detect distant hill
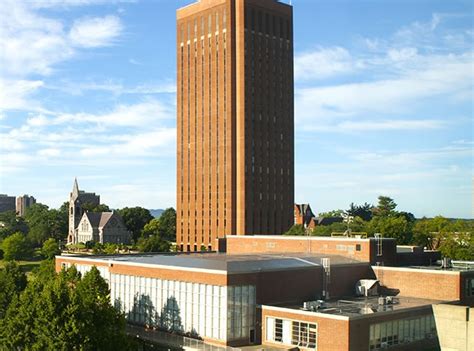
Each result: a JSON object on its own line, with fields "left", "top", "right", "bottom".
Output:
{"left": 149, "top": 209, "right": 164, "bottom": 218}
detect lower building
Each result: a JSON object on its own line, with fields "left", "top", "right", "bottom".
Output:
{"left": 75, "top": 211, "right": 131, "bottom": 244}
{"left": 55, "top": 236, "right": 474, "bottom": 350}
{"left": 0, "top": 194, "right": 16, "bottom": 213}
{"left": 16, "top": 194, "right": 36, "bottom": 217}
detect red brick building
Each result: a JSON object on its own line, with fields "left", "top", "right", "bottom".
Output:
{"left": 176, "top": 0, "right": 295, "bottom": 252}
{"left": 294, "top": 203, "right": 317, "bottom": 230}
{"left": 56, "top": 234, "right": 473, "bottom": 350}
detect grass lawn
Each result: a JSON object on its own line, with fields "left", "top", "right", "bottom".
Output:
{"left": 0, "top": 258, "right": 43, "bottom": 276}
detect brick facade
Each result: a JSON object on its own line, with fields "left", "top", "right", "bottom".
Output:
{"left": 225, "top": 235, "right": 398, "bottom": 265}
{"left": 176, "top": 0, "right": 294, "bottom": 252}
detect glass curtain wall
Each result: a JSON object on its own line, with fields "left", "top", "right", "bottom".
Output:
{"left": 369, "top": 314, "right": 437, "bottom": 350}
{"left": 110, "top": 273, "right": 256, "bottom": 342}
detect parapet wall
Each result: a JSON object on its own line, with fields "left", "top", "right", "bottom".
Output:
{"left": 224, "top": 235, "right": 397, "bottom": 265}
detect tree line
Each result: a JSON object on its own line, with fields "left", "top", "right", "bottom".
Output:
{"left": 0, "top": 203, "right": 177, "bottom": 261}
{"left": 287, "top": 196, "right": 473, "bottom": 261}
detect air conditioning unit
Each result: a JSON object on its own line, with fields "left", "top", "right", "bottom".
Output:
{"left": 381, "top": 342, "right": 388, "bottom": 348}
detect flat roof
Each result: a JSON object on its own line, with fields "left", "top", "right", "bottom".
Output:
{"left": 58, "top": 252, "right": 366, "bottom": 274}
{"left": 265, "top": 295, "right": 440, "bottom": 319}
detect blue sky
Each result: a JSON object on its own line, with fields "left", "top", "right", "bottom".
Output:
{"left": 0, "top": 0, "right": 472, "bottom": 218}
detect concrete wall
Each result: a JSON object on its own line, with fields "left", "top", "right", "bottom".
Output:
{"left": 433, "top": 304, "right": 474, "bottom": 351}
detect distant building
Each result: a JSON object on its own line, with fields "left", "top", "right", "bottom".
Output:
{"left": 315, "top": 216, "right": 344, "bottom": 226}
{"left": 76, "top": 211, "right": 131, "bottom": 244}
{"left": 16, "top": 195, "right": 36, "bottom": 217}
{"left": 294, "top": 203, "right": 317, "bottom": 229}
{"left": 68, "top": 178, "right": 100, "bottom": 244}
{"left": 0, "top": 194, "right": 16, "bottom": 213}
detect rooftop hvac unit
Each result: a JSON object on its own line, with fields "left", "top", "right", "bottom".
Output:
{"left": 355, "top": 279, "right": 380, "bottom": 297}
{"left": 302, "top": 300, "right": 325, "bottom": 311}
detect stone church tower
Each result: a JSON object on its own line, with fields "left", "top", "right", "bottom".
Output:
{"left": 68, "top": 178, "right": 100, "bottom": 244}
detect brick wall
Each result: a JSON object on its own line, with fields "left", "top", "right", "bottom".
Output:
{"left": 226, "top": 235, "right": 398, "bottom": 265}
{"left": 260, "top": 306, "right": 350, "bottom": 351}
{"left": 372, "top": 266, "right": 462, "bottom": 301}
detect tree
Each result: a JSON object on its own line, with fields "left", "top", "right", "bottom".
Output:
{"left": 24, "top": 203, "right": 51, "bottom": 245}
{"left": 367, "top": 216, "right": 412, "bottom": 244}
{"left": 117, "top": 207, "right": 154, "bottom": 242}
{"left": 158, "top": 208, "right": 176, "bottom": 241}
{"left": 346, "top": 202, "right": 373, "bottom": 221}
{"left": 141, "top": 218, "right": 161, "bottom": 238}
{"left": 141, "top": 208, "right": 176, "bottom": 242}
{"left": 42, "top": 238, "right": 61, "bottom": 259}
{"left": 1, "top": 232, "right": 33, "bottom": 261}
{"left": 0, "top": 265, "right": 130, "bottom": 350}
{"left": 373, "top": 196, "right": 397, "bottom": 217}
{"left": 137, "top": 235, "right": 171, "bottom": 253}
{"left": 75, "top": 267, "right": 129, "bottom": 349}
{"left": 439, "top": 230, "right": 473, "bottom": 261}
{"left": 82, "top": 202, "right": 111, "bottom": 212}
{"left": 23, "top": 203, "right": 68, "bottom": 246}
{"left": 312, "top": 222, "right": 347, "bottom": 236}
{"left": 0, "top": 211, "right": 28, "bottom": 240}
{"left": 0, "top": 262, "right": 27, "bottom": 319}
{"left": 318, "top": 209, "right": 345, "bottom": 218}
{"left": 283, "top": 224, "right": 306, "bottom": 236}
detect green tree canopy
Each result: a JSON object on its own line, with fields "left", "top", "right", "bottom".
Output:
{"left": 117, "top": 207, "right": 154, "bottom": 242}
{"left": 141, "top": 207, "right": 176, "bottom": 242}
{"left": 283, "top": 224, "right": 306, "bottom": 236}
{"left": 42, "top": 238, "right": 61, "bottom": 259}
{"left": 367, "top": 216, "right": 412, "bottom": 244}
{"left": 0, "top": 261, "right": 27, "bottom": 319}
{"left": 346, "top": 202, "right": 373, "bottom": 221}
{"left": 0, "top": 265, "right": 130, "bottom": 350}
{"left": 1, "top": 232, "right": 33, "bottom": 261}
{"left": 318, "top": 209, "right": 345, "bottom": 218}
{"left": 373, "top": 196, "right": 397, "bottom": 217}
{"left": 0, "top": 211, "right": 28, "bottom": 240}
{"left": 158, "top": 207, "right": 176, "bottom": 241}
{"left": 82, "top": 202, "right": 111, "bottom": 212}
{"left": 137, "top": 235, "right": 171, "bottom": 253}
{"left": 23, "top": 203, "right": 68, "bottom": 246}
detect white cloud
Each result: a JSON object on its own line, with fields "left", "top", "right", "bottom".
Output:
{"left": 53, "top": 99, "right": 173, "bottom": 127}
{"left": 336, "top": 119, "right": 445, "bottom": 132}
{"left": 294, "top": 47, "right": 356, "bottom": 81}
{"left": 0, "top": 1, "right": 124, "bottom": 78}
{"left": 37, "top": 148, "right": 61, "bottom": 157}
{"left": 79, "top": 128, "right": 176, "bottom": 157}
{"left": 47, "top": 79, "right": 177, "bottom": 96}
{"left": 69, "top": 15, "right": 123, "bottom": 48}
{"left": 295, "top": 53, "right": 473, "bottom": 124}
{"left": 0, "top": 0, "right": 72, "bottom": 77}
{"left": 0, "top": 79, "right": 44, "bottom": 111}
{"left": 387, "top": 47, "right": 418, "bottom": 62}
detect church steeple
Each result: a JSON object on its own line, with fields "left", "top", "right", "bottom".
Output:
{"left": 72, "top": 177, "right": 79, "bottom": 198}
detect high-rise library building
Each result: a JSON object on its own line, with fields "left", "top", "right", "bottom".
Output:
{"left": 176, "top": 0, "right": 294, "bottom": 251}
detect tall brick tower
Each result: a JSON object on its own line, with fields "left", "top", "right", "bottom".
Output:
{"left": 177, "top": 0, "right": 294, "bottom": 251}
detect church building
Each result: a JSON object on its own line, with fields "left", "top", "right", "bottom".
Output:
{"left": 67, "top": 179, "right": 130, "bottom": 245}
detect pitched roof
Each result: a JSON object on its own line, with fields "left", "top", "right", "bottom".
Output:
{"left": 84, "top": 212, "right": 114, "bottom": 228}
